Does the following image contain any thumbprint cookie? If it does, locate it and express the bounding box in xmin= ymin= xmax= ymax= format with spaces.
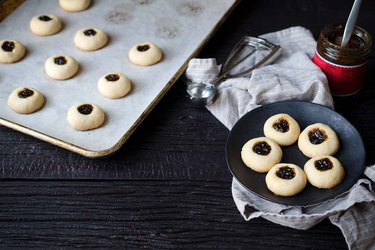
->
xmin=8 ymin=87 xmax=45 ymax=114
xmin=241 ymin=137 xmax=283 ymax=173
xmin=304 ymin=156 xmax=345 ymax=189
xmin=128 ymin=42 xmax=162 ymax=66
xmin=0 ymin=40 xmax=26 ymax=64
xmin=263 ymin=113 xmax=301 ymax=146
xmin=266 ymin=163 xmax=307 ymax=196
xmin=67 ymin=103 xmax=105 ymax=131
xmin=298 ymin=123 xmax=339 ymax=158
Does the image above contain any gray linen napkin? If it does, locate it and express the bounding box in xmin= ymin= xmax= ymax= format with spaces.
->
xmin=185 ymin=26 xmax=375 ymax=250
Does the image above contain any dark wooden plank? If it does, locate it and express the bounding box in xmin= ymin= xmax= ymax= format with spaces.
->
xmin=0 ymin=180 xmax=347 ymax=249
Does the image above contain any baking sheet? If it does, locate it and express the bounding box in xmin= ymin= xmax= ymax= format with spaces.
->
xmin=0 ymin=0 xmax=237 ymax=157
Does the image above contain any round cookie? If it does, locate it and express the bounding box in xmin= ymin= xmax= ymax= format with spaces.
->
xmin=266 ymin=163 xmax=307 ymax=196
xmin=263 ymin=113 xmax=301 ymax=146
xmin=128 ymin=42 xmax=162 ymax=66
xmin=45 ymin=55 xmax=79 ymax=80
xmin=74 ymin=28 xmax=108 ymax=51
xmin=30 ymin=14 xmax=62 ymax=36
xmin=98 ymin=72 xmax=132 ymax=99
xmin=298 ymin=123 xmax=340 ymax=158
xmin=59 ymin=0 xmax=91 ymax=12
xmin=304 ymin=156 xmax=345 ymax=189
xmin=7 ymin=87 xmax=45 ymax=114
xmin=67 ymin=103 xmax=105 ymax=131
xmin=0 ymin=40 xmax=26 ymax=64
xmin=241 ymin=137 xmax=283 ymax=173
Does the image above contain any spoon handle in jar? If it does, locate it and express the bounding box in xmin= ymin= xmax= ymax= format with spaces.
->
xmin=341 ymin=0 xmax=362 ymax=47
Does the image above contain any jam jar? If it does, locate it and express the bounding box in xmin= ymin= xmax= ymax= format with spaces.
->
xmin=313 ymin=23 xmax=372 ymax=96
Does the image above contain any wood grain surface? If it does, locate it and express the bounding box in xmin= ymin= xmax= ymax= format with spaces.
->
xmin=0 ymin=0 xmax=374 ymax=248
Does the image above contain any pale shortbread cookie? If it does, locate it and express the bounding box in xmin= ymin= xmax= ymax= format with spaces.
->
xmin=0 ymin=40 xmax=26 ymax=64
xmin=128 ymin=42 xmax=162 ymax=66
xmin=264 ymin=113 xmax=301 ymax=146
xmin=304 ymin=155 xmax=345 ymax=189
xmin=97 ymin=72 xmax=132 ymax=99
xmin=8 ymin=87 xmax=45 ymax=114
xmin=45 ymin=55 xmax=78 ymax=80
xmin=30 ymin=14 xmax=62 ymax=36
xmin=298 ymin=123 xmax=340 ymax=158
xmin=241 ymin=137 xmax=282 ymax=173
xmin=266 ymin=163 xmax=307 ymax=196
xmin=67 ymin=103 xmax=105 ymax=131
xmin=74 ymin=28 xmax=108 ymax=51
xmin=59 ymin=0 xmax=91 ymax=12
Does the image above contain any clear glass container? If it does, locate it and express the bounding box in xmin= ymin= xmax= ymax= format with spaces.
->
xmin=313 ymin=23 xmax=372 ymax=96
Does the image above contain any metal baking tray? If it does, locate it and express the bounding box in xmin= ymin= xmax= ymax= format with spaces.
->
xmin=0 ymin=0 xmax=238 ymax=157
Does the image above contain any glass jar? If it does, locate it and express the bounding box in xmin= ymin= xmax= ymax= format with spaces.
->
xmin=313 ymin=23 xmax=372 ymax=96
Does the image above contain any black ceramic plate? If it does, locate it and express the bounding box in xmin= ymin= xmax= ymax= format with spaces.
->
xmin=226 ymin=101 xmax=366 ymax=206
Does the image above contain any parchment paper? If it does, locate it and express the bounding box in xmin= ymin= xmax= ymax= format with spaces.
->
xmin=0 ymin=0 xmax=236 ymax=155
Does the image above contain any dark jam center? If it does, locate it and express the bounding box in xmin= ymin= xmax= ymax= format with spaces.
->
xmin=308 ymin=129 xmax=327 ymax=145
xmin=314 ymin=158 xmax=333 ymax=171
xmin=137 ymin=44 xmax=150 ymax=52
xmin=1 ymin=41 xmax=15 ymax=52
xmin=77 ymin=104 xmax=93 ymax=115
xmin=105 ymin=74 xmax=120 ymax=81
xmin=18 ymin=88 xmax=34 ymax=98
xmin=83 ymin=29 xmax=97 ymax=36
xmin=273 ymin=119 xmax=289 ymax=133
xmin=54 ymin=56 xmax=67 ymax=65
xmin=252 ymin=141 xmax=271 ymax=155
xmin=39 ymin=15 xmax=52 ymax=21
xmin=276 ymin=166 xmax=295 ymax=180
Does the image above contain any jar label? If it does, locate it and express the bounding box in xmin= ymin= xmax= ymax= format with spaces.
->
xmin=313 ymin=51 xmax=367 ymax=96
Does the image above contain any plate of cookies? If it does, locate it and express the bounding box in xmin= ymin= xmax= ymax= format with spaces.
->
xmin=226 ymin=101 xmax=366 ymax=206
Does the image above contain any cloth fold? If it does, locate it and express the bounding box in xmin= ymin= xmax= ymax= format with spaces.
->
xmin=185 ymin=26 xmax=375 ymax=250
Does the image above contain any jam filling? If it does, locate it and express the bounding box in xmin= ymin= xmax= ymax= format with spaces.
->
xmin=273 ymin=119 xmax=289 ymax=133
xmin=252 ymin=141 xmax=271 ymax=155
xmin=18 ymin=88 xmax=34 ymax=98
xmin=39 ymin=15 xmax=52 ymax=21
xmin=77 ymin=104 xmax=93 ymax=115
xmin=1 ymin=41 xmax=15 ymax=52
xmin=137 ymin=44 xmax=150 ymax=52
xmin=54 ymin=56 xmax=67 ymax=65
xmin=105 ymin=74 xmax=120 ymax=81
xmin=276 ymin=166 xmax=295 ymax=180
xmin=84 ymin=29 xmax=97 ymax=36
xmin=308 ymin=128 xmax=327 ymax=145
xmin=314 ymin=158 xmax=333 ymax=171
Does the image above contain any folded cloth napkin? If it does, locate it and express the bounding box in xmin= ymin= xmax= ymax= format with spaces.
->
xmin=185 ymin=26 xmax=375 ymax=250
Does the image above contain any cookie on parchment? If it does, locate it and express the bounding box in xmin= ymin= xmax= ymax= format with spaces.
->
xmin=7 ymin=87 xmax=45 ymax=114
xmin=45 ymin=55 xmax=79 ymax=80
xmin=30 ymin=14 xmax=62 ymax=36
xmin=74 ymin=28 xmax=108 ymax=51
xmin=0 ymin=40 xmax=26 ymax=64
xmin=128 ymin=42 xmax=162 ymax=66
xmin=59 ymin=0 xmax=91 ymax=12
xmin=67 ymin=103 xmax=105 ymax=131
xmin=98 ymin=72 xmax=132 ymax=99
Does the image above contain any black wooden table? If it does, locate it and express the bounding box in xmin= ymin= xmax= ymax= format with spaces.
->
xmin=1 ymin=0 xmax=374 ymax=248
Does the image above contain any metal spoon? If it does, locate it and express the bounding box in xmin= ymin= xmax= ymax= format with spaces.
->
xmin=341 ymin=0 xmax=362 ymax=47
xmin=186 ymin=36 xmax=281 ymax=106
